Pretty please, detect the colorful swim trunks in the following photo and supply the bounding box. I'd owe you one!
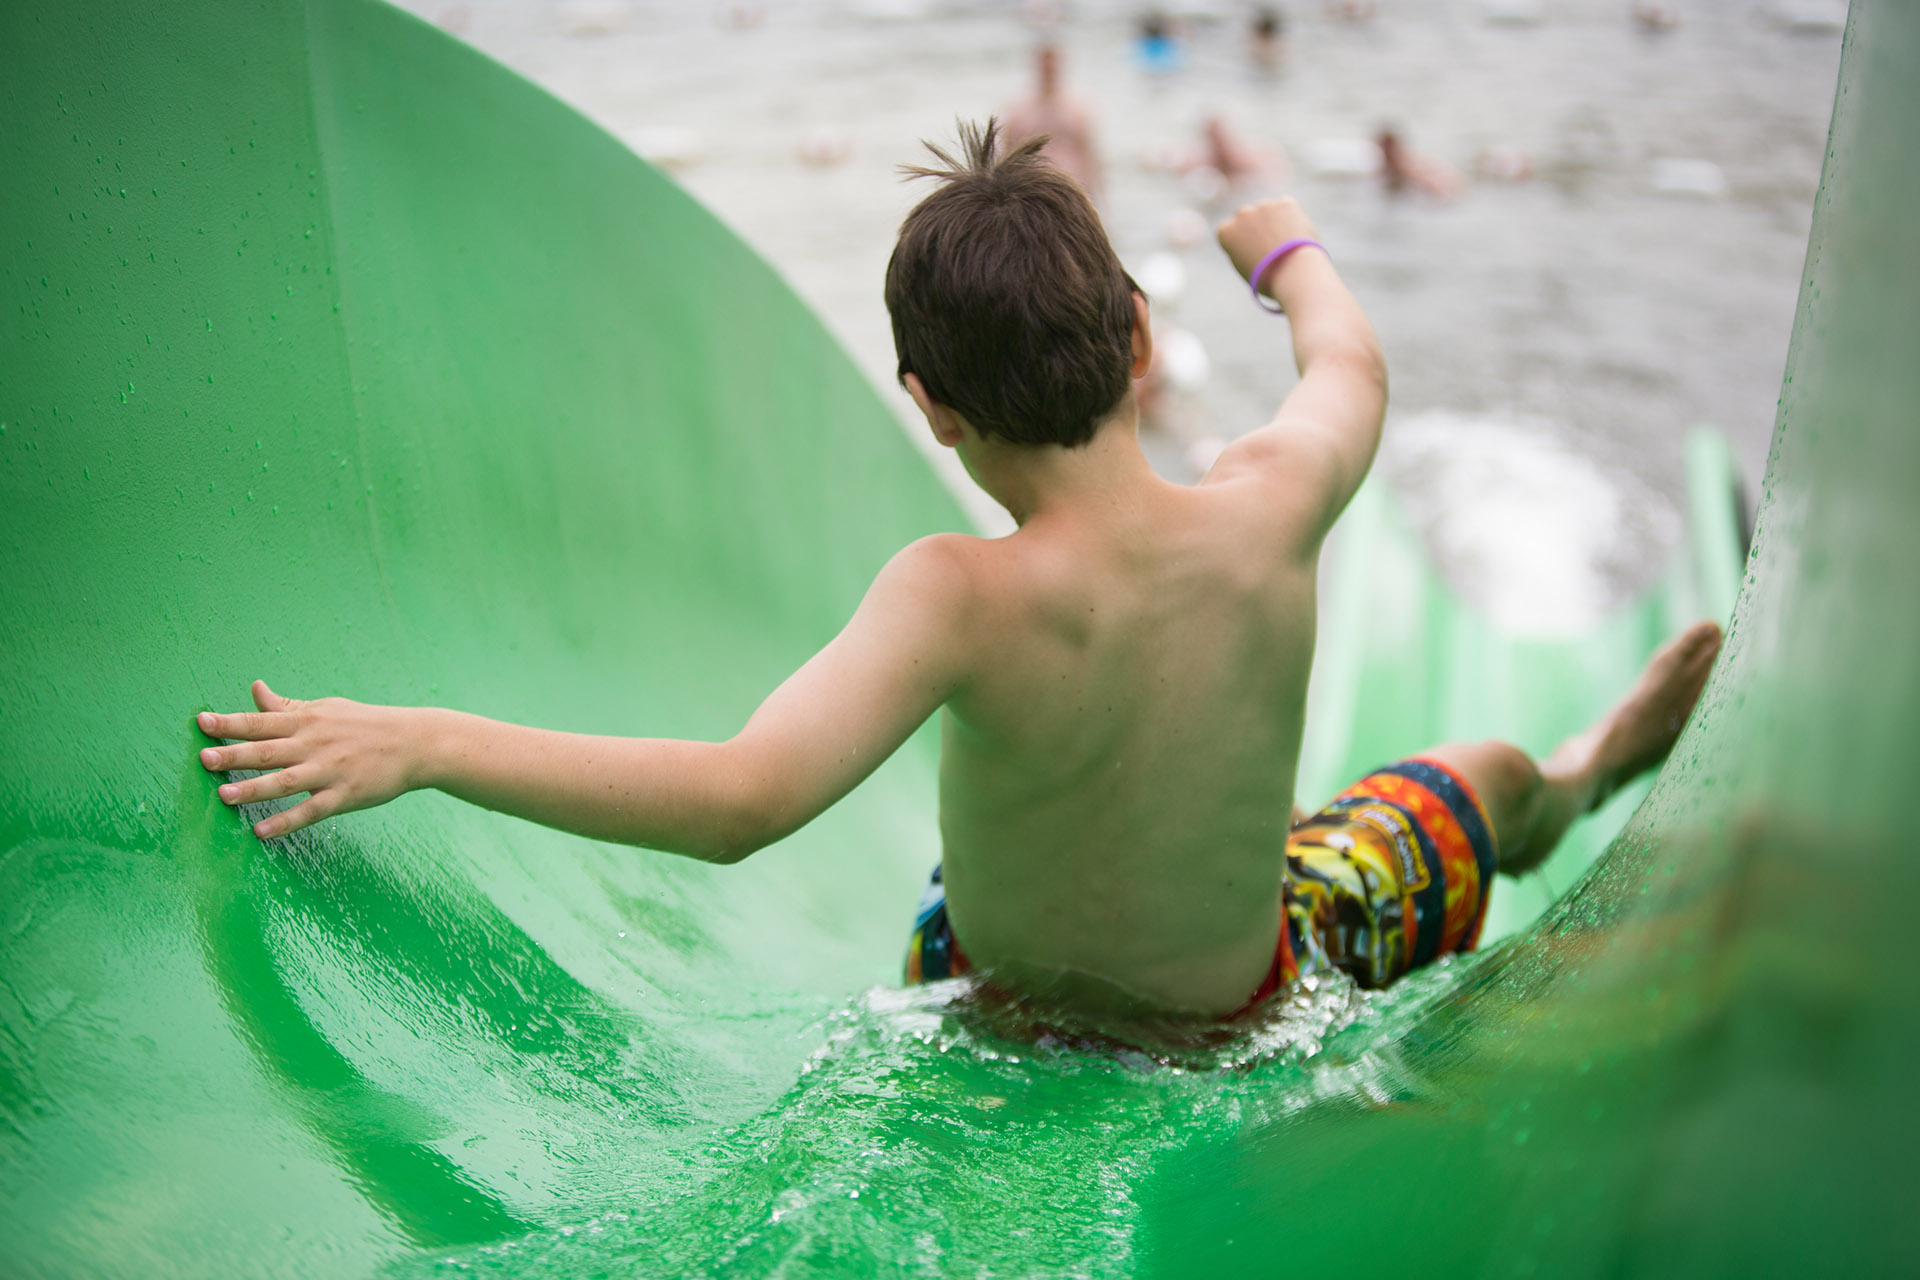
[1280,756,1499,990]
[903,756,1500,1003]
[903,863,970,984]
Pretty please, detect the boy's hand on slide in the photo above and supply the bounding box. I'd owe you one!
[1216,198,1321,287]
[196,680,419,839]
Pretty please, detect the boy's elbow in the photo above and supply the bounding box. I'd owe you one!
[702,839,759,866]
[697,774,798,865]
[1362,344,1388,394]
[1323,340,1387,395]
[695,735,834,864]
[697,809,777,865]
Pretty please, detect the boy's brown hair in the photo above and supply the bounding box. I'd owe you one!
[885,119,1140,448]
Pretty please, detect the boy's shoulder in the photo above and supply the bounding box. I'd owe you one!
[1200,426,1366,547]
[878,528,1058,642]
[874,532,993,616]
[887,530,993,578]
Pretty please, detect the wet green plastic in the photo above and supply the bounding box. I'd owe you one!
[2,1,1913,1276]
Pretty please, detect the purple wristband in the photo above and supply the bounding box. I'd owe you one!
[1250,238,1325,312]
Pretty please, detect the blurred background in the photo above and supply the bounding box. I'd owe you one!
[396,0,1843,633]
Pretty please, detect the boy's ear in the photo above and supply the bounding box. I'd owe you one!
[1129,292,1154,380]
[904,373,967,449]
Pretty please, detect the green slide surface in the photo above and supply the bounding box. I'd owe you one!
[2,1,1912,1276]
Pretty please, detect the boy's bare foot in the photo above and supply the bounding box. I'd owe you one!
[1545,621,1723,811]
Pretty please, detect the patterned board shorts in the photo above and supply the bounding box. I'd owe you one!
[904,756,1500,1003]
[1281,757,1499,989]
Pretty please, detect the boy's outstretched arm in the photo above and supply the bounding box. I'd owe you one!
[1204,198,1387,539]
[196,536,975,860]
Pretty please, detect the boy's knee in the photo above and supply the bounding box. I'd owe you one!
[1477,740,1541,806]
[1442,739,1539,811]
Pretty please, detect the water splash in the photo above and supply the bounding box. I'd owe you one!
[386,963,1493,1277]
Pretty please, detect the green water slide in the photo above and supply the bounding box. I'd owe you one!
[2,1,1913,1275]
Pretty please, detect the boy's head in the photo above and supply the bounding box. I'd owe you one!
[885,118,1140,449]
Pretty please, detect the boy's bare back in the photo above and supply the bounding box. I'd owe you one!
[890,199,1382,1015]
[932,471,1321,1014]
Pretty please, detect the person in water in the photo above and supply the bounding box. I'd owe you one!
[1377,126,1464,201]
[1248,7,1285,73]
[196,120,1721,1020]
[1001,45,1104,205]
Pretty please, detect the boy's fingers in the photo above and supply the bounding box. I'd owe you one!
[217,768,311,808]
[255,793,336,840]
[252,679,294,712]
[202,738,292,772]
[197,709,294,740]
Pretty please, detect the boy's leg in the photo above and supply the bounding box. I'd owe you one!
[1418,621,1722,875]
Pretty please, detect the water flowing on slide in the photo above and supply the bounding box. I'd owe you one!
[3,2,1914,1275]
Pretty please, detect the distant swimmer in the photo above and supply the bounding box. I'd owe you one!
[1327,0,1377,21]
[1631,1,1681,31]
[1002,45,1105,203]
[1377,127,1463,201]
[1170,117,1289,207]
[1135,12,1184,72]
[1203,116,1288,191]
[1249,6,1286,71]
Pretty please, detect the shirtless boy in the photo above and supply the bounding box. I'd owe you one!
[195,121,1720,1020]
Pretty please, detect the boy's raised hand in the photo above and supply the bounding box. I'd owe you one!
[1216,198,1322,295]
[197,681,420,839]
[1202,195,1385,535]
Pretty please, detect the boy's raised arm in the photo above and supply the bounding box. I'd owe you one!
[195,536,975,860]
[1203,199,1387,539]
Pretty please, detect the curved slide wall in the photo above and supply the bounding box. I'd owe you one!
[2,1,967,1273]
[4,1,1915,1276]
